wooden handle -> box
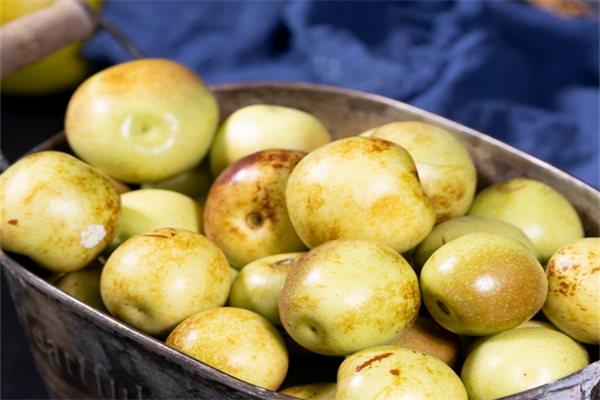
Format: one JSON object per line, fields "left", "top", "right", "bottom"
{"left": 0, "top": 0, "right": 99, "bottom": 79}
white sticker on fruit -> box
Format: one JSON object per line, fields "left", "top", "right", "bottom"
{"left": 80, "top": 224, "right": 107, "bottom": 248}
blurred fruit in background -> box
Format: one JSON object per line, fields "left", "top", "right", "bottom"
{"left": 0, "top": 0, "right": 102, "bottom": 96}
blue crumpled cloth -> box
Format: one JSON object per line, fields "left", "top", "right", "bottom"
{"left": 84, "top": 0, "right": 599, "bottom": 188}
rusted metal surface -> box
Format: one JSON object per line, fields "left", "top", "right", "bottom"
{"left": 1, "top": 82, "right": 599, "bottom": 399}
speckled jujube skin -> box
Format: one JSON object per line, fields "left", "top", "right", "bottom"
{"left": 165, "top": 307, "right": 288, "bottom": 391}
{"left": 461, "top": 328, "right": 590, "bottom": 400}
{"left": 209, "top": 104, "right": 331, "bottom": 177}
{"left": 279, "top": 382, "right": 337, "bottom": 399}
{"left": 108, "top": 188, "right": 203, "bottom": 253}
{"left": 335, "top": 345, "right": 468, "bottom": 400}
{"left": 279, "top": 239, "right": 420, "bottom": 356}
{"left": 65, "top": 59, "right": 219, "bottom": 183}
{"left": 100, "top": 228, "right": 230, "bottom": 337}
{"left": 0, "top": 151, "right": 121, "bottom": 273}
{"left": 467, "top": 178, "right": 584, "bottom": 263}
{"left": 229, "top": 252, "right": 306, "bottom": 327}
{"left": 413, "top": 215, "right": 537, "bottom": 272}
{"left": 285, "top": 137, "right": 436, "bottom": 253}
{"left": 389, "top": 315, "right": 462, "bottom": 370}
{"left": 140, "top": 159, "right": 214, "bottom": 205}
{"left": 361, "top": 121, "right": 477, "bottom": 224}
{"left": 420, "top": 232, "right": 547, "bottom": 336}
{"left": 204, "top": 149, "right": 308, "bottom": 269}
{"left": 55, "top": 262, "right": 108, "bottom": 313}
{"left": 543, "top": 237, "right": 600, "bottom": 345}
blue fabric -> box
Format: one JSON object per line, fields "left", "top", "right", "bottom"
{"left": 84, "top": 0, "right": 599, "bottom": 188}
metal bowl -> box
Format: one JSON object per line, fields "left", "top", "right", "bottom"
{"left": 2, "top": 82, "right": 598, "bottom": 400}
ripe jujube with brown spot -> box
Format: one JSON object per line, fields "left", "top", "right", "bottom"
{"left": 203, "top": 149, "right": 308, "bottom": 269}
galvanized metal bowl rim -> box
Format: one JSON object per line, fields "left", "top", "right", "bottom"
{"left": 213, "top": 81, "right": 599, "bottom": 198}
{"left": 2, "top": 81, "right": 599, "bottom": 399}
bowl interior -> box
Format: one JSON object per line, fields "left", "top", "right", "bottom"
{"left": 4, "top": 82, "right": 599, "bottom": 400}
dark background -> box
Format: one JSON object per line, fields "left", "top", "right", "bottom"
{"left": 2, "top": 1, "right": 599, "bottom": 399}
{"left": 2, "top": 94, "right": 73, "bottom": 399}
